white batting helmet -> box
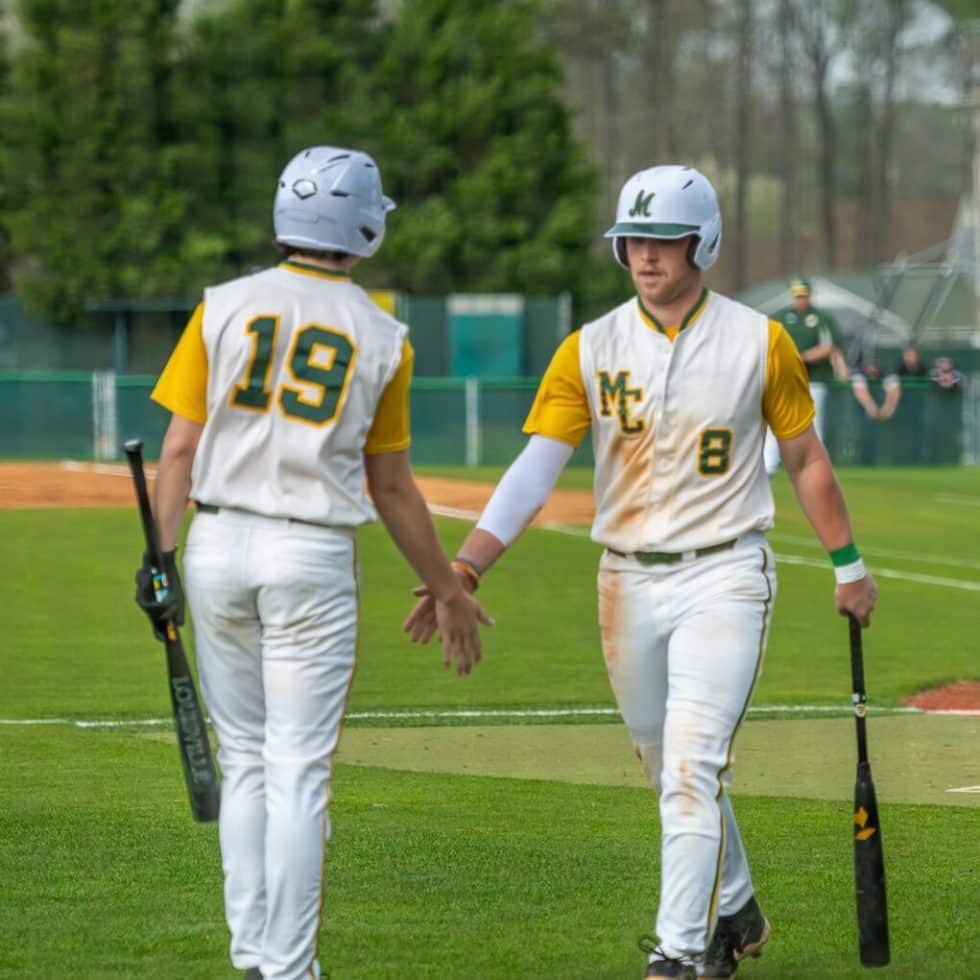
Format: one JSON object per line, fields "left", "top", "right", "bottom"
{"left": 273, "top": 146, "right": 396, "bottom": 258}
{"left": 604, "top": 165, "right": 722, "bottom": 271}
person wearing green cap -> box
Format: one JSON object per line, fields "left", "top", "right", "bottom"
{"left": 763, "top": 277, "right": 846, "bottom": 476}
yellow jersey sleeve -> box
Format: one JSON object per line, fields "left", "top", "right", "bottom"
{"left": 522, "top": 331, "right": 591, "bottom": 448}
{"left": 364, "top": 338, "right": 413, "bottom": 454}
{"left": 763, "top": 320, "right": 816, "bottom": 439}
{"left": 151, "top": 303, "right": 208, "bottom": 424}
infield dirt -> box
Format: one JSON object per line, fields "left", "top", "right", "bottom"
{"left": 0, "top": 460, "right": 595, "bottom": 526}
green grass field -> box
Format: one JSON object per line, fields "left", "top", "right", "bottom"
{"left": 1, "top": 466, "right": 977, "bottom": 978}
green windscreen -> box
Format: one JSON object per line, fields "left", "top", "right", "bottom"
{"left": 448, "top": 294, "right": 523, "bottom": 378}
{"left": 0, "top": 374, "right": 971, "bottom": 467}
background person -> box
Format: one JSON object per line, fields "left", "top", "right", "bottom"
{"left": 763, "top": 276, "right": 847, "bottom": 476}
{"left": 929, "top": 355, "right": 965, "bottom": 390}
{"left": 847, "top": 359, "right": 903, "bottom": 465}
{"left": 134, "top": 145, "right": 491, "bottom": 980}
{"left": 850, "top": 360, "right": 883, "bottom": 420}
{"left": 927, "top": 356, "right": 966, "bottom": 463}
{"left": 874, "top": 344, "right": 928, "bottom": 421}
{"left": 405, "top": 165, "right": 877, "bottom": 979}
{"left": 895, "top": 344, "right": 928, "bottom": 379}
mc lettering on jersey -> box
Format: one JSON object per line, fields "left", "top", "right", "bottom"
{"left": 598, "top": 370, "right": 645, "bottom": 434}
{"left": 628, "top": 190, "right": 654, "bottom": 218}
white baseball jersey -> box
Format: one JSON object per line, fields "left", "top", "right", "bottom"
{"left": 524, "top": 289, "right": 814, "bottom": 553}
{"left": 152, "top": 260, "right": 412, "bottom": 526}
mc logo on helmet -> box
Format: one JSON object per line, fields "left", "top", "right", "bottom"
{"left": 628, "top": 190, "right": 654, "bottom": 218}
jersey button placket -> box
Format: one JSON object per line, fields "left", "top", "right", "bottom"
{"left": 652, "top": 344, "right": 676, "bottom": 541}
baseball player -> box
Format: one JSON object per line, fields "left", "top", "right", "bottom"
{"left": 405, "top": 166, "right": 877, "bottom": 978}
{"left": 763, "top": 276, "right": 847, "bottom": 476}
{"left": 134, "top": 145, "right": 491, "bottom": 980}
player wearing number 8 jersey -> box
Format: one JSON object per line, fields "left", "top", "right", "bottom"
{"left": 142, "top": 146, "right": 490, "bottom": 980}
{"left": 405, "top": 165, "right": 877, "bottom": 978}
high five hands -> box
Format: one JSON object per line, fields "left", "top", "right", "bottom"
{"left": 404, "top": 565, "right": 492, "bottom": 674}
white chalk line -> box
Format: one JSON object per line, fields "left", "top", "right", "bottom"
{"left": 61, "top": 460, "right": 155, "bottom": 477}
{"left": 4, "top": 703, "right": 977, "bottom": 731}
{"left": 768, "top": 532, "right": 980, "bottom": 571}
{"left": 430, "top": 509, "right": 980, "bottom": 594}
{"left": 773, "top": 553, "right": 980, "bottom": 592}
{"left": 934, "top": 493, "right": 980, "bottom": 508}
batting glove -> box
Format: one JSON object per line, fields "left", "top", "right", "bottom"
{"left": 135, "top": 548, "right": 185, "bottom": 641}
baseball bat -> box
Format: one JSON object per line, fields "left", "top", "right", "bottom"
{"left": 848, "top": 614, "right": 889, "bottom": 967}
{"left": 124, "top": 439, "right": 220, "bottom": 824}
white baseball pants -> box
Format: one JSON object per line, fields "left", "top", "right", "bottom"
{"left": 183, "top": 507, "right": 358, "bottom": 980}
{"left": 764, "top": 380, "right": 827, "bottom": 475}
{"left": 597, "top": 534, "right": 776, "bottom": 961}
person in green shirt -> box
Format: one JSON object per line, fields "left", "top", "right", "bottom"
{"left": 764, "top": 276, "right": 846, "bottom": 475}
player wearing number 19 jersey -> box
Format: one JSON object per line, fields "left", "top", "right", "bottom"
{"left": 153, "top": 260, "right": 412, "bottom": 526}
{"left": 143, "top": 146, "right": 489, "bottom": 980}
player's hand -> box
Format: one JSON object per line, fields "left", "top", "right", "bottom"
{"left": 134, "top": 549, "right": 185, "bottom": 641}
{"left": 435, "top": 590, "right": 494, "bottom": 676}
{"left": 403, "top": 589, "right": 438, "bottom": 643}
{"left": 835, "top": 572, "right": 878, "bottom": 628}
{"left": 403, "top": 565, "right": 479, "bottom": 645}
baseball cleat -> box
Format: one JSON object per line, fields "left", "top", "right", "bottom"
{"left": 699, "top": 895, "right": 771, "bottom": 978}
{"left": 242, "top": 969, "right": 263, "bottom": 980}
{"left": 639, "top": 937, "right": 698, "bottom": 979}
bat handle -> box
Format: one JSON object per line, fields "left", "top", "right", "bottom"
{"left": 123, "top": 439, "right": 163, "bottom": 561}
{"left": 848, "top": 614, "right": 865, "bottom": 688}
{"left": 848, "top": 614, "right": 870, "bottom": 766}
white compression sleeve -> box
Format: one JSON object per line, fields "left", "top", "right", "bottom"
{"left": 476, "top": 434, "right": 574, "bottom": 546}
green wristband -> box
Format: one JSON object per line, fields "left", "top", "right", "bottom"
{"left": 829, "top": 543, "right": 861, "bottom": 567}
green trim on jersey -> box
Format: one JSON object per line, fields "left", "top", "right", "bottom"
{"left": 636, "top": 287, "right": 709, "bottom": 335}
{"left": 280, "top": 259, "right": 351, "bottom": 281}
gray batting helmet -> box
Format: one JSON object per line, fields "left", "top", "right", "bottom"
{"left": 604, "top": 165, "right": 722, "bottom": 271}
{"left": 273, "top": 146, "right": 396, "bottom": 258}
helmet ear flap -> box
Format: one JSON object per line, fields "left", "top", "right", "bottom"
{"left": 686, "top": 237, "right": 699, "bottom": 269}
{"left": 613, "top": 237, "right": 629, "bottom": 269}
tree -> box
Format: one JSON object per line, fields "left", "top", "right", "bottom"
{"left": 776, "top": 0, "right": 798, "bottom": 273}
{"left": 934, "top": 0, "right": 980, "bottom": 18}
{"left": 1, "top": 0, "right": 185, "bottom": 319}
{"left": 732, "top": 0, "right": 755, "bottom": 290}
{"left": 369, "top": 0, "right": 597, "bottom": 295}
{"left": 541, "top": 0, "right": 630, "bottom": 220}
{"left": 793, "top": 0, "right": 864, "bottom": 270}
{"left": 171, "top": 0, "right": 385, "bottom": 291}
{"left": 0, "top": 24, "right": 12, "bottom": 292}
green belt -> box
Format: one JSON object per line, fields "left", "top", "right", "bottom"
{"left": 196, "top": 503, "right": 219, "bottom": 514}
{"left": 607, "top": 538, "right": 738, "bottom": 565}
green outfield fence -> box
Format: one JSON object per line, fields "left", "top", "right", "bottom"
{"left": 0, "top": 372, "right": 976, "bottom": 466}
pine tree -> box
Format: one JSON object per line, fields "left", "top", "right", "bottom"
{"left": 2, "top": 0, "right": 184, "bottom": 319}
{"left": 369, "top": 0, "right": 597, "bottom": 294}
{"left": 172, "top": 0, "right": 385, "bottom": 289}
